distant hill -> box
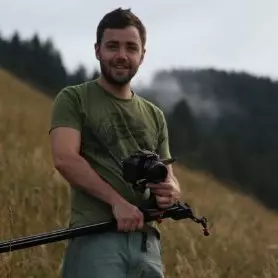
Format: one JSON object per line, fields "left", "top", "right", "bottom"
{"left": 0, "top": 68, "right": 278, "bottom": 278}
{"left": 139, "top": 68, "right": 278, "bottom": 211}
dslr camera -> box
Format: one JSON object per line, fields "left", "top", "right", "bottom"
{"left": 122, "top": 149, "right": 175, "bottom": 192}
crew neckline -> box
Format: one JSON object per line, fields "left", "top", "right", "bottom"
{"left": 94, "top": 80, "right": 136, "bottom": 102}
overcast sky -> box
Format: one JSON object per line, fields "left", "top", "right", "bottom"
{"left": 1, "top": 0, "right": 278, "bottom": 86}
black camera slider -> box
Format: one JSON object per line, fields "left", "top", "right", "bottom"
{"left": 0, "top": 202, "right": 209, "bottom": 254}
{"left": 143, "top": 202, "right": 209, "bottom": 235}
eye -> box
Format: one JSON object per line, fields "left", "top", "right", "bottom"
{"left": 105, "top": 42, "right": 119, "bottom": 50}
{"left": 107, "top": 44, "right": 118, "bottom": 49}
{"left": 129, "top": 46, "right": 138, "bottom": 51}
{"left": 127, "top": 44, "right": 139, "bottom": 52}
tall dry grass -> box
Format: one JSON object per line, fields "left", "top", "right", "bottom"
{"left": 0, "top": 69, "right": 277, "bottom": 277}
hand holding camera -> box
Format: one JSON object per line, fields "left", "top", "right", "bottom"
{"left": 122, "top": 149, "right": 179, "bottom": 209}
{"left": 146, "top": 181, "right": 181, "bottom": 209}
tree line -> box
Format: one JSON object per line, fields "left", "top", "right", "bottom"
{"left": 1, "top": 31, "right": 278, "bottom": 211}
{"left": 0, "top": 31, "right": 99, "bottom": 97}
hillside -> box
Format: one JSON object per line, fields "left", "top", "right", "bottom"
{"left": 0, "top": 69, "right": 278, "bottom": 278}
{"left": 2, "top": 31, "right": 278, "bottom": 211}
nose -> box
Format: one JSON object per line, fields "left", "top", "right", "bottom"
{"left": 115, "top": 46, "right": 128, "bottom": 60}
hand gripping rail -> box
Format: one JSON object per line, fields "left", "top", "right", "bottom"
{"left": 0, "top": 202, "right": 209, "bottom": 254}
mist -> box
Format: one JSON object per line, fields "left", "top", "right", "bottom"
{"left": 140, "top": 71, "right": 240, "bottom": 120}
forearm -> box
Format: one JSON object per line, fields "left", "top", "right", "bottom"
{"left": 54, "top": 154, "right": 124, "bottom": 207}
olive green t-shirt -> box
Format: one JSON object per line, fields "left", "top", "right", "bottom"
{"left": 49, "top": 79, "right": 172, "bottom": 228}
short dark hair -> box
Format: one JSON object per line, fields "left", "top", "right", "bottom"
{"left": 96, "top": 8, "right": 146, "bottom": 47}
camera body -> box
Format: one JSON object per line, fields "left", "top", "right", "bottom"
{"left": 122, "top": 149, "right": 174, "bottom": 192}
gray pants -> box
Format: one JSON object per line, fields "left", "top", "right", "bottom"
{"left": 61, "top": 230, "right": 164, "bottom": 278}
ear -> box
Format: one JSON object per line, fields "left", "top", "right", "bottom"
{"left": 94, "top": 42, "right": 100, "bottom": 61}
{"left": 139, "top": 48, "right": 146, "bottom": 65}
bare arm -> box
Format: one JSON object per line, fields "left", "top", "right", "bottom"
{"left": 49, "top": 127, "right": 125, "bottom": 207}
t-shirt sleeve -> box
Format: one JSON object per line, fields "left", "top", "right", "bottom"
{"left": 49, "top": 87, "right": 82, "bottom": 134}
{"left": 157, "top": 109, "right": 172, "bottom": 160}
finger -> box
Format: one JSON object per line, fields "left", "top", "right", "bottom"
{"left": 151, "top": 189, "right": 173, "bottom": 197}
{"left": 131, "top": 215, "right": 140, "bottom": 231}
{"left": 159, "top": 182, "right": 173, "bottom": 187}
{"left": 156, "top": 196, "right": 173, "bottom": 208}
{"left": 146, "top": 184, "right": 162, "bottom": 190}
{"left": 119, "top": 217, "right": 132, "bottom": 232}
{"left": 129, "top": 221, "right": 137, "bottom": 232}
{"left": 147, "top": 183, "right": 172, "bottom": 189}
{"left": 157, "top": 202, "right": 172, "bottom": 209}
{"left": 128, "top": 213, "right": 141, "bottom": 232}
{"left": 123, "top": 219, "right": 133, "bottom": 232}
{"left": 156, "top": 195, "right": 171, "bottom": 203}
{"left": 131, "top": 212, "right": 141, "bottom": 231}
{"left": 117, "top": 219, "right": 125, "bottom": 231}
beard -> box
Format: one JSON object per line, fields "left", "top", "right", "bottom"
{"left": 99, "top": 59, "right": 139, "bottom": 86}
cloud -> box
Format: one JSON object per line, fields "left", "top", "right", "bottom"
{"left": 142, "top": 71, "right": 241, "bottom": 120}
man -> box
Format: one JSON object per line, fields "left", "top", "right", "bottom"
{"left": 49, "top": 7, "right": 181, "bottom": 278}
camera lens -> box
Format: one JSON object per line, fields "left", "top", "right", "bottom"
{"left": 145, "top": 162, "right": 168, "bottom": 183}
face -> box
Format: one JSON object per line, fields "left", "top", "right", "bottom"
{"left": 95, "top": 26, "right": 145, "bottom": 86}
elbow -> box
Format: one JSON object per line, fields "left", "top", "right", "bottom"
{"left": 53, "top": 154, "right": 76, "bottom": 172}
{"left": 53, "top": 158, "right": 67, "bottom": 172}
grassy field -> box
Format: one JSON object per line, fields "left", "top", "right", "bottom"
{"left": 0, "top": 68, "right": 278, "bottom": 278}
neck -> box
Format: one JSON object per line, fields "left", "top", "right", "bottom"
{"left": 97, "top": 76, "right": 133, "bottom": 99}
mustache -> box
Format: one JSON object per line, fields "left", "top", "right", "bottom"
{"left": 112, "top": 64, "right": 130, "bottom": 68}
{"left": 111, "top": 60, "right": 130, "bottom": 68}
